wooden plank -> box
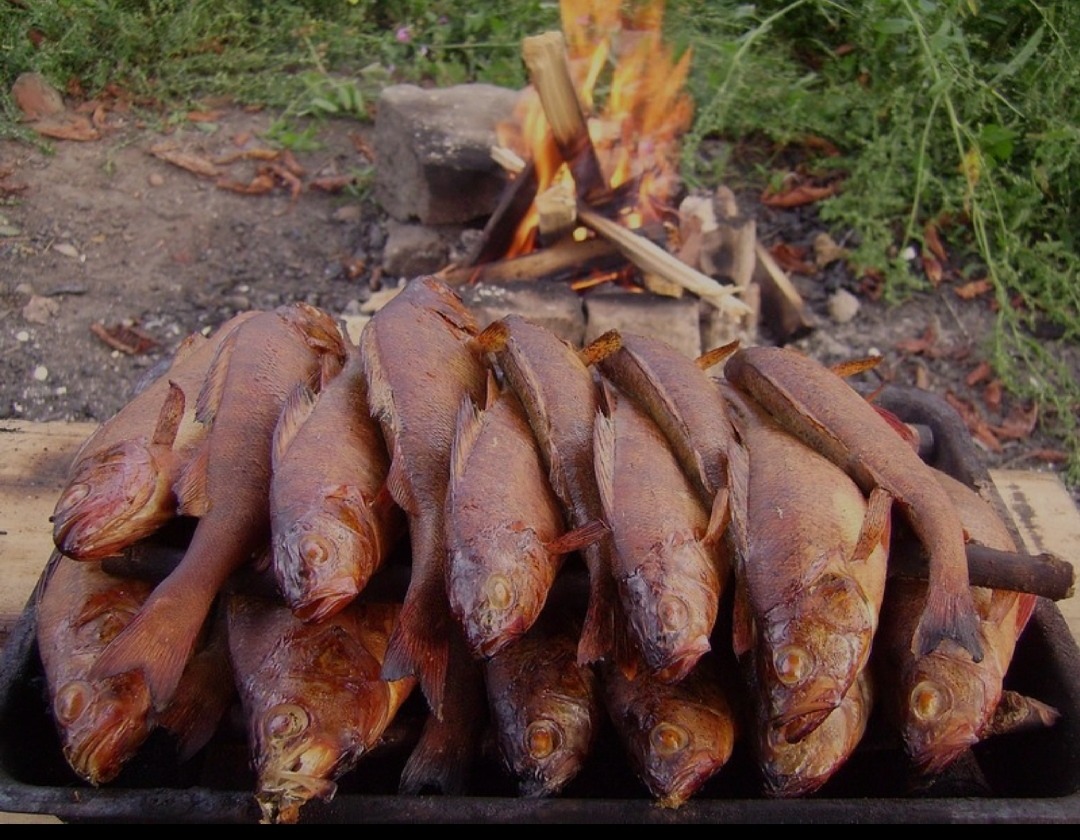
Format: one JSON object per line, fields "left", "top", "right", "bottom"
{"left": 0, "top": 420, "right": 98, "bottom": 643}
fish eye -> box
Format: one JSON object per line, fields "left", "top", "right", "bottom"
{"left": 484, "top": 574, "right": 514, "bottom": 611}
{"left": 55, "top": 681, "right": 93, "bottom": 725}
{"left": 773, "top": 644, "right": 812, "bottom": 686}
{"left": 299, "top": 534, "right": 331, "bottom": 567}
{"left": 265, "top": 703, "right": 310, "bottom": 740}
{"left": 650, "top": 722, "right": 690, "bottom": 757}
{"left": 657, "top": 594, "right": 690, "bottom": 633}
{"left": 911, "top": 679, "right": 951, "bottom": 722}
{"left": 525, "top": 720, "right": 563, "bottom": 759}
{"left": 58, "top": 482, "right": 92, "bottom": 509}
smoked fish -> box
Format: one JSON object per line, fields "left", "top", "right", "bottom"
{"left": 270, "top": 344, "right": 405, "bottom": 623}
{"left": 51, "top": 311, "right": 258, "bottom": 562}
{"left": 723, "top": 344, "right": 983, "bottom": 663}
{"left": 359, "top": 276, "right": 488, "bottom": 718}
{"left": 89, "top": 303, "right": 349, "bottom": 711}
{"left": 472, "top": 314, "right": 623, "bottom": 667}
{"left": 445, "top": 380, "right": 604, "bottom": 659}
{"left": 593, "top": 377, "right": 726, "bottom": 683}
{"left": 226, "top": 594, "right": 415, "bottom": 824}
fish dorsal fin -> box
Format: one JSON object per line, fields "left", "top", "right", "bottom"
{"left": 151, "top": 380, "right": 187, "bottom": 448}
{"left": 696, "top": 339, "right": 740, "bottom": 371}
{"left": 592, "top": 382, "right": 618, "bottom": 522}
{"left": 703, "top": 487, "right": 730, "bottom": 548}
{"left": 449, "top": 395, "right": 484, "bottom": 489}
{"left": 831, "top": 355, "right": 883, "bottom": 379}
{"left": 579, "top": 329, "right": 622, "bottom": 368}
{"left": 546, "top": 518, "right": 609, "bottom": 556}
{"left": 473, "top": 318, "right": 510, "bottom": 354}
{"left": 850, "top": 485, "right": 893, "bottom": 564}
{"left": 171, "top": 331, "right": 208, "bottom": 367}
{"left": 194, "top": 328, "right": 239, "bottom": 427}
{"left": 483, "top": 368, "right": 500, "bottom": 410}
{"left": 272, "top": 383, "right": 318, "bottom": 470}
{"left": 175, "top": 444, "right": 211, "bottom": 517}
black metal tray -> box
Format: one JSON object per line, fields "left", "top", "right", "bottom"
{"left": 2, "top": 385, "right": 1079, "bottom": 823}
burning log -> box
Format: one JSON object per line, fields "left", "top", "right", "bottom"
{"left": 439, "top": 236, "right": 624, "bottom": 287}
{"left": 521, "top": 31, "right": 609, "bottom": 204}
{"left": 578, "top": 206, "right": 751, "bottom": 317}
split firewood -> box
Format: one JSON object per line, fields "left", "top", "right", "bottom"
{"left": 521, "top": 31, "right": 609, "bottom": 204}
{"left": 439, "top": 236, "right": 623, "bottom": 287}
{"left": 754, "top": 240, "right": 815, "bottom": 341}
{"left": 536, "top": 181, "right": 578, "bottom": 246}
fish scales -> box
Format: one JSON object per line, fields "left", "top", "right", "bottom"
{"left": 593, "top": 377, "right": 723, "bottom": 683}
{"left": 723, "top": 344, "right": 983, "bottom": 664}
{"left": 723, "top": 383, "right": 890, "bottom": 745}
{"left": 445, "top": 384, "right": 571, "bottom": 658}
{"left": 359, "top": 277, "right": 488, "bottom": 718}
{"left": 475, "top": 314, "right": 622, "bottom": 666}
{"left": 270, "top": 345, "right": 405, "bottom": 623}
{"left": 88, "top": 303, "right": 349, "bottom": 712}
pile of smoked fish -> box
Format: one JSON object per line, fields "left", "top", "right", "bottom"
{"left": 32, "top": 275, "right": 1063, "bottom": 823}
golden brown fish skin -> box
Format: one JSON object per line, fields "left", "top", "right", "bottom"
{"left": 483, "top": 604, "right": 602, "bottom": 797}
{"left": 51, "top": 311, "right": 260, "bottom": 562}
{"left": 756, "top": 669, "right": 874, "bottom": 798}
{"left": 89, "top": 303, "right": 349, "bottom": 712}
{"left": 34, "top": 551, "right": 157, "bottom": 785}
{"left": 445, "top": 386, "right": 576, "bottom": 659}
{"left": 600, "top": 650, "right": 739, "bottom": 808}
{"left": 593, "top": 378, "right": 724, "bottom": 683}
{"left": 723, "top": 344, "right": 983, "bottom": 663}
{"left": 359, "top": 277, "right": 488, "bottom": 718}
{"left": 473, "top": 314, "right": 621, "bottom": 667}
{"left": 226, "top": 594, "right": 416, "bottom": 824}
{"left": 873, "top": 470, "right": 1039, "bottom": 777}
{"left": 270, "top": 347, "right": 405, "bottom": 623}
{"left": 723, "top": 385, "right": 890, "bottom": 744}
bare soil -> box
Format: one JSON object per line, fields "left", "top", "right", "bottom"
{"left": 1, "top": 105, "right": 1077, "bottom": 505}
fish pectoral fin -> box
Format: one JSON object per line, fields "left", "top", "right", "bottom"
{"left": 272, "top": 383, "right": 318, "bottom": 470}
{"left": 547, "top": 518, "right": 608, "bottom": 555}
{"left": 175, "top": 445, "right": 211, "bottom": 517}
{"left": 703, "top": 487, "right": 730, "bottom": 548}
{"left": 194, "top": 328, "right": 238, "bottom": 426}
{"left": 984, "top": 689, "right": 1061, "bottom": 738}
{"left": 578, "top": 329, "right": 622, "bottom": 368}
{"left": 850, "top": 485, "right": 893, "bottom": 563}
{"left": 695, "top": 339, "right": 739, "bottom": 371}
{"left": 150, "top": 380, "right": 186, "bottom": 448}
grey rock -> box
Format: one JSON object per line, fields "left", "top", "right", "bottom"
{"left": 458, "top": 281, "right": 586, "bottom": 347}
{"left": 381, "top": 221, "right": 456, "bottom": 279}
{"left": 583, "top": 287, "right": 702, "bottom": 358}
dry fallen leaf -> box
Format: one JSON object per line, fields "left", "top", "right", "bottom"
{"left": 954, "top": 278, "right": 992, "bottom": 300}
{"left": 945, "top": 390, "right": 1003, "bottom": 452}
{"left": 965, "top": 360, "right": 992, "bottom": 387}
{"left": 983, "top": 378, "right": 1003, "bottom": 412}
{"left": 923, "top": 221, "right": 948, "bottom": 262}
{"left": 90, "top": 322, "right": 160, "bottom": 355}
{"left": 895, "top": 323, "right": 939, "bottom": 356}
{"left": 992, "top": 401, "right": 1038, "bottom": 440}
{"left": 921, "top": 254, "right": 944, "bottom": 286}
{"left": 32, "top": 114, "right": 100, "bottom": 142}
{"left": 760, "top": 182, "right": 839, "bottom": 208}
{"left": 769, "top": 241, "right": 816, "bottom": 275}
{"left": 309, "top": 175, "right": 355, "bottom": 193}
{"left": 22, "top": 295, "right": 59, "bottom": 325}
{"left": 149, "top": 142, "right": 222, "bottom": 178}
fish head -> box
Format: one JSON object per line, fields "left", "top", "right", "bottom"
{"left": 901, "top": 642, "right": 997, "bottom": 775}
{"left": 53, "top": 670, "right": 154, "bottom": 785}
{"left": 628, "top": 695, "right": 736, "bottom": 808}
{"left": 447, "top": 527, "right": 556, "bottom": 659}
{"left": 758, "top": 572, "right": 877, "bottom": 743}
{"left": 52, "top": 439, "right": 176, "bottom": 561}
{"left": 273, "top": 490, "right": 382, "bottom": 622}
{"left": 620, "top": 537, "right": 718, "bottom": 682}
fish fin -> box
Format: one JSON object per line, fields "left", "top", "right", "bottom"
{"left": 983, "top": 690, "right": 1061, "bottom": 739}
{"left": 1014, "top": 592, "right": 1038, "bottom": 635}
{"left": 449, "top": 395, "right": 483, "bottom": 489}
{"left": 695, "top": 340, "right": 739, "bottom": 371}
{"left": 703, "top": 487, "right": 730, "bottom": 548}
{"left": 171, "top": 330, "right": 208, "bottom": 366}
{"left": 483, "top": 367, "right": 500, "bottom": 409}
{"left": 150, "top": 380, "right": 186, "bottom": 448}
{"left": 730, "top": 571, "right": 755, "bottom": 658}
{"left": 592, "top": 385, "right": 617, "bottom": 522}
{"left": 578, "top": 329, "right": 622, "bottom": 368}
{"left": 850, "top": 485, "right": 893, "bottom": 564}
{"left": 385, "top": 445, "right": 420, "bottom": 516}
{"left": 194, "top": 327, "right": 238, "bottom": 427}
{"left": 724, "top": 441, "right": 751, "bottom": 563}
{"left": 32, "top": 550, "right": 66, "bottom": 609}
{"left": 830, "top": 355, "right": 882, "bottom": 379}
{"left": 272, "top": 383, "right": 317, "bottom": 471}
{"left": 158, "top": 631, "right": 234, "bottom": 761}
{"left": 174, "top": 444, "right": 211, "bottom": 517}
{"left": 547, "top": 518, "right": 608, "bottom": 555}
{"left": 472, "top": 318, "right": 509, "bottom": 355}
{"left": 318, "top": 348, "right": 344, "bottom": 389}
{"left": 89, "top": 590, "right": 201, "bottom": 711}
{"left": 576, "top": 540, "right": 617, "bottom": 666}
{"left": 912, "top": 585, "right": 984, "bottom": 663}
{"left": 873, "top": 404, "right": 923, "bottom": 452}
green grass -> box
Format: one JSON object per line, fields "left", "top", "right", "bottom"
{"left": 2, "top": 0, "right": 1078, "bottom": 486}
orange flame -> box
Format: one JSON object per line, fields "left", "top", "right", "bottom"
{"left": 497, "top": 0, "right": 693, "bottom": 258}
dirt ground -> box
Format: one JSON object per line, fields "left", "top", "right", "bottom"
{"left": 1, "top": 103, "right": 1077, "bottom": 505}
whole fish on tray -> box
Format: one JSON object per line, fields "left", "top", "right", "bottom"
{"left": 270, "top": 343, "right": 406, "bottom": 623}
{"left": 51, "top": 311, "right": 259, "bottom": 562}
{"left": 593, "top": 377, "right": 727, "bottom": 683}
{"left": 226, "top": 594, "right": 416, "bottom": 824}
{"left": 445, "top": 377, "right": 605, "bottom": 659}
{"left": 35, "top": 550, "right": 233, "bottom": 785}
{"left": 721, "top": 383, "right": 891, "bottom": 744}
{"left": 473, "top": 314, "right": 623, "bottom": 667}
{"left": 359, "top": 277, "right": 488, "bottom": 718}
{"left": 723, "top": 344, "right": 983, "bottom": 663}
{"left": 88, "top": 303, "right": 349, "bottom": 711}
{"left": 873, "top": 469, "right": 1056, "bottom": 776}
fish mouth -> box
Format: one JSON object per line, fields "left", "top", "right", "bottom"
{"left": 773, "top": 695, "right": 843, "bottom": 743}
{"left": 291, "top": 585, "right": 360, "bottom": 623}
{"left": 654, "top": 755, "right": 726, "bottom": 809}
{"left": 61, "top": 685, "right": 154, "bottom": 785}
{"left": 653, "top": 636, "right": 711, "bottom": 684}
{"left": 256, "top": 773, "right": 339, "bottom": 824}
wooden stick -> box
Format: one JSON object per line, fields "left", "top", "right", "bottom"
{"left": 522, "top": 31, "right": 609, "bottom": 203}
{"left": 578, "top": 206, "right": 752, "bottom": 317}
{"left": 438, "top": 236, "right": 623, "bottom": 287}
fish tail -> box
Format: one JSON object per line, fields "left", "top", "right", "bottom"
{"left": 88, "top": 589, "right": 204, "bottom": 712}
{"left": 912, "top": 583, "right": 984, "bottom": 663}
{"left": 381, "top": 594, "right": 450, "bottom": 720}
